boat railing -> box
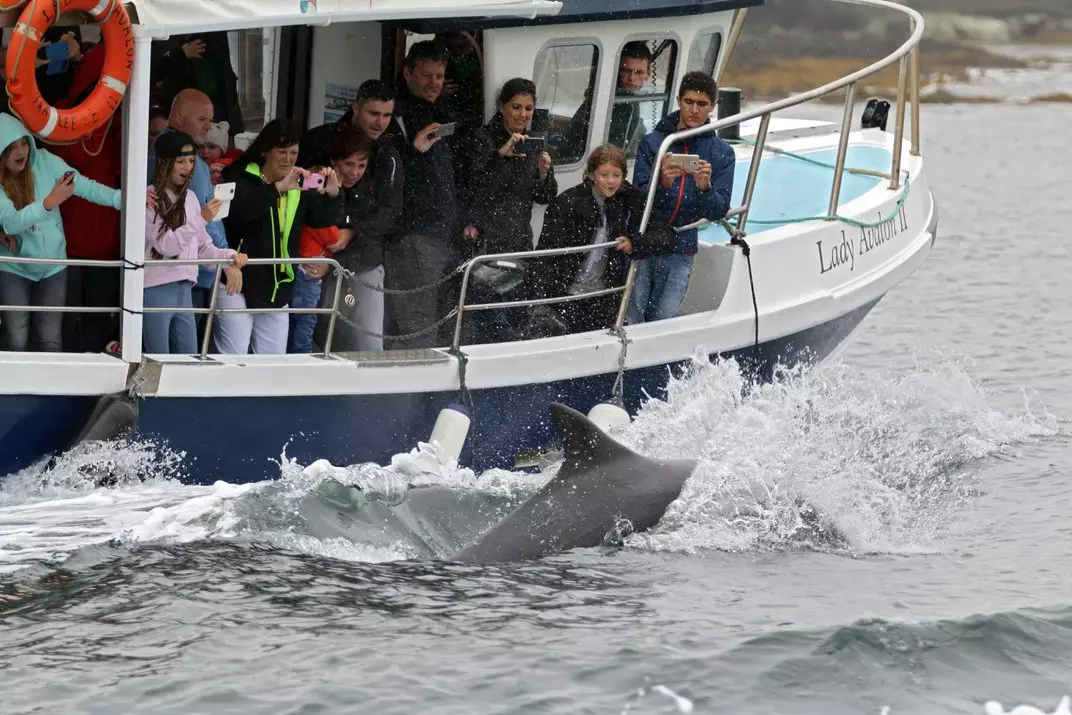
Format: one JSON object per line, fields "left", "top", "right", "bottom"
{"left": 450, "top": 240, "right": 627, "bottom": 351}
{"left": 0, "top": 255, "right": 346, "bottom": 358}
{"left": 611, "top": 0, "right": 925, "bottom": 329}
{"left": 451, "top": 0, "right": 925, "bottom": 340}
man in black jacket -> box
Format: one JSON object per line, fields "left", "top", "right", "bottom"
{"left": 300, "top": 80, "right": 403, "bottom": 352}
{"left": 386, "top": 40, "right": 463, "bottom": 350}
{"left": 298, "top": 79, "right": 398, "bottom": 168}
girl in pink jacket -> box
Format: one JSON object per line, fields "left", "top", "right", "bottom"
{"left": 145, "top": 131, "right": 247, "bottom": 354}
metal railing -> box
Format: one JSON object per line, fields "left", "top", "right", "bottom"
{"left": 613, "top": 0, "right": 925, "bottom": 330}
{"left": 0, "top": 255, "right": 345, "bottom": 358}
{"left": 449, "top": 0, "right": 925, "bottom": 343}
{"left": 450, "top": 240, "right": 627, "bottom": 351}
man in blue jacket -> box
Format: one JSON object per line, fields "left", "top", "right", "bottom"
{"left": 629, "top": 71, "right": 735, "bottom": 324}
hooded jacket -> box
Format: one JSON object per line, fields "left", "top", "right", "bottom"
{"left": 0, "top": 113, "right": 121, "bottom": 281}
{"left": 465, "top": 113, "right": 557, "bottom": 254}
{"left": 50, "top": 44, "right": 123, "bottom": 261}
{"left": 633, "top": 110, "right": 736, "bottom": 255}
{"left": 219, "top": 159, "right": 337, "bottom": 309}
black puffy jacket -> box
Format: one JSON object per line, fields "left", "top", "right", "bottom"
{"left": 465, "top": 114, "right": 557, "bottom": 254}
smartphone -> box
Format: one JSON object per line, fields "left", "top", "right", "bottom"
{"left": 62, "top": 170, "right": 75, "bottom": 184}
{"left": 301, "top": 173, "right": 326, "bottom": 191}
{"left": 213, "top": 181, "right": 236, "bottom": 220}
{"left": 667, "top": 153, "right": 701, "bottom": 172}
{"left": 433, "top": 122, "right": 457, "bottom": 138}
{"left": 516, "top": 136, "right": 545, "bottom": 156}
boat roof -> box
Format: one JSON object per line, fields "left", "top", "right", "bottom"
{"left": 395, "top": 0, "right": 763, "bottom": 32}
{"left": 122, "top": 0, "right": 564, "bottom": 37}
{"left": 121, "top": 0, "right": 760, "bottom": 37}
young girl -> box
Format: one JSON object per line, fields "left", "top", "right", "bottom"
{"left": 0, "top": 112, "right": 121, "bottom": 352}
{"left": 145, "top": 131, "right": 247, "bottom": 354}
{"left": 533, "top": 144, "right": 675, "bottom": 335}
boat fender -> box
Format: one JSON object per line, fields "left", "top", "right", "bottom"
{"left": 5, "top": 0, "right": 135, "bottom": 143}
{"left": 428, "top": 403, "right": 471, "bottom": 464}
{"left": 586, "top": 402, "right": 631, "bottom": 433}
{"left": 65, "top": 392, "right": 138, "bottom": 450}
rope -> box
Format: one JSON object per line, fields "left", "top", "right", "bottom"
{"left": 331, "top": 306, "right": 459, "bottom": 343}
{"left": 608, "top": 324, "right": 630, "bottom": 404}
{"left": 337, "top": 261, "right": 467, "bottom": 296}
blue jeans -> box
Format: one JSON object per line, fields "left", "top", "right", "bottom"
{"left": 0, "top": 269, "right": 67, "bottom": 351}
{"left": 288, "top": 269, "right": 322, "bottom": 353}
{"left": 143, "top": 280, "right": 197, "bottom": 354}
{"left": 627, "top": 253, "right": 695, "bottom": 325}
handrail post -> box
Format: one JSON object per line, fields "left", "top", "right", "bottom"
{"left": 736, "top": 112, "right": 771, "bottom": 234}
{"left": 828, "top": 82, "right": 857, "bottom": 215}
{"left": 118, "top": 33, "right": 153, "bottom": 365}
{"left": 889, "top": 54, "right": 909, "bottom": 190}
{"left": 199, "top": 265, "right": 223, "bottom": 358}
{"left": 715, "top": 7, "right": 750, "bottom": 86}
{"left": 451, "top": 260, "right": 476, "bottom": 351}
{"left": 909, "top": 40, "right": 921, "bottom": 156}
{"left": 323, "top": 263, "right": 343, "bottom": 358}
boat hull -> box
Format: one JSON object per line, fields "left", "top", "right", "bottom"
{"left": 0, "top": 297, "right": 879, "bottom": 483}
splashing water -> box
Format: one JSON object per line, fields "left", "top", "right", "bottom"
{"left": 616, "top": 354, "right": 1057, "bottom": 556}
{"left": 0, "top": 356, "right": 1057, "bottom": 574}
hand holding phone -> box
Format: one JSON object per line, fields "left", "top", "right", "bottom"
{"left": 301, "top": 173, "right": 326, "bottom": 192}
{"left": 433, "top": 122, "right": 457, "bottom": 138}
{"left": 515, "top": 136, "right": 545, "bottom": 157}
{"left": 213, "top": 181, "right": 236, "bottom": 220}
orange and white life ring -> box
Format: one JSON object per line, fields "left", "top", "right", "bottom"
{"left": 5, "top": 0, "right": 134, "bottom": 143}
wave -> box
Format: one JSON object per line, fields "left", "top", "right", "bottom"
{"left": 0, "top": 356, "right": 1058, "bottom": 575}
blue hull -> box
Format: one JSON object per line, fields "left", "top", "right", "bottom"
{"left": 0, "top": 299, "right": 878, "bottom": 483}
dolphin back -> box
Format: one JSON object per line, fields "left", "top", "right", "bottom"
{"left": 450, "top": 403, "right": 696, "bottom": 563}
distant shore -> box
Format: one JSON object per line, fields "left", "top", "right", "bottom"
{"left": 721, "top": 3, "right": 1072, "bottom": 105}
{"left": 721, "top": 43, "right": 1072, "bottom": 105}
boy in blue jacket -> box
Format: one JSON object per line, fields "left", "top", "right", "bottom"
{"left": 630, "top": 71, "right": 735, "bottom": 324}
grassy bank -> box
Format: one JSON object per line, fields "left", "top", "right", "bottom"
{"left": 720, "top": 46, "right": 1038, "bottom": 104}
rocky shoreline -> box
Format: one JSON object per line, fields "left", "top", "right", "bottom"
{"left": 723, "top": 2, "right": 1072, "bottom": 105}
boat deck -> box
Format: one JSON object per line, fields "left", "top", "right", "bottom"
{"left": 702, "top": 142, "right": 890, "bottom": 244}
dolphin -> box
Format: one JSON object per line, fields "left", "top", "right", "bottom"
{"left": 450, "top": 403, "right": 697, "bottom": 563}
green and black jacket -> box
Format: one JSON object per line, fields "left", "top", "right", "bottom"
{"left": 220, "top": 161, "right": 339, "bottom": 309}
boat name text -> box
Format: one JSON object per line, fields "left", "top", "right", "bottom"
{"left": 817, "top": 205, "right": 909, "bottom": 275}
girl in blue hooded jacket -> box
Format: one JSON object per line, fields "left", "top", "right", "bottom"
{"left": 0, "top": 113, "right": 121, "bottom": 352}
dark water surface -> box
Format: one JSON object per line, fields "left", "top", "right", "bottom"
{"left": 3, "top": 103, "right": 1071, "bottom": 715}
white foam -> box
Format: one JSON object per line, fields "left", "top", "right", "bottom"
{"left": 984, "top": 696, "right": 1071, "bottom": 715}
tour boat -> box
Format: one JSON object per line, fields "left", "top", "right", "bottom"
{"left": 0, "top": 0, "right": 937, "bottom": 483}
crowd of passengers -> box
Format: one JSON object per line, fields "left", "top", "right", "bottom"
{"left": 0, "top": 33, "right": 736, "bottom": 356}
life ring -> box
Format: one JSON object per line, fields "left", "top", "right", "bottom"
{"left": 5, "top": 0, "right": 134, "bottom": 143}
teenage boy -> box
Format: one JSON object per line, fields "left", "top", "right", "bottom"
{"left": 629, "top": 71, "right": 735, "bottom": 324}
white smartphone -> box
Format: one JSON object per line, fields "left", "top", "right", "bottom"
{"left": 213, "top": 182, "right": 236, "bottom": 220}
{"left": 667, "top": 153, "right": 701, "bottom": 173}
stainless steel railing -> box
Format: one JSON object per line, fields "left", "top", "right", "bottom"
{"left": 0, "top": 255, "right": 345, "bottom": 358}
{"left": 609, "top": 0, "right": 925, "bottom": 331}
{"left": 450, "top": 240, "right": 626, "bottom": 351}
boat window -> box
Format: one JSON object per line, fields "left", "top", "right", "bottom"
{"left": 606, "top": 38, "right": 679, "bottom": 159}
{"left": 532, "top": 42, "right": 601, "bottom": 167}
{"left": 686, "top": 30, "right": 723, "bottom": 76}
{"left": 232, "top": 29, "right": 275, "bottom": 134}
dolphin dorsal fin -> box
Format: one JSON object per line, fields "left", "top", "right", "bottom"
{"left": 550, "top": 403, "right": 637, "bottom": 475}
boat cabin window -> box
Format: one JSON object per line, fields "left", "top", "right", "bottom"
{"left": 606, "top": 37, "right": 679, "bottom": 159}
{"left": 686, "top": 30, "right": 723, "bottom": 76}
{"left": 532, "top": 42, "right": 601, "bottom": 168}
